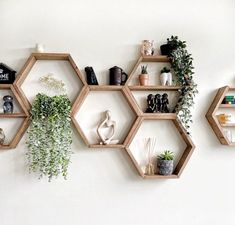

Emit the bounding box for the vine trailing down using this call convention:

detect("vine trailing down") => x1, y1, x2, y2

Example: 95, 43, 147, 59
26, 93, 73, 181
167, 36, 198, 133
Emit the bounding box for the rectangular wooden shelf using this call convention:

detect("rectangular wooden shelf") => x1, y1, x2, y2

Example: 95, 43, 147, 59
0, 84, 11, 89
0, 145, 11, 150
141, 55, 170, 62
89, 144, 124, 149
220, 123, 235, 127
88, 85, 123, 91
142, 113, 177, 119
220, 104, 235, 108
143, 174, 178, 179
128, 85, 181, 91
0, 113, 27, 118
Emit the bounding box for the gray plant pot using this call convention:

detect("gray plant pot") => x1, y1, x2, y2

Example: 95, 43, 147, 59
157, 159, 173, 175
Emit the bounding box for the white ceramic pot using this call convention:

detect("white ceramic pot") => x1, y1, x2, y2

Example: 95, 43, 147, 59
160, 72, 172, 86
160, 72, 168, 86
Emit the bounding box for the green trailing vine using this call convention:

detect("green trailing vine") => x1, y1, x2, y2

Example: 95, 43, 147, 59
167, 36, 198, 133
26, 93, 72, 181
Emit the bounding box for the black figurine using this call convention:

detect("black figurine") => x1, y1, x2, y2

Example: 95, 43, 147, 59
85, 66, 99, 85
155, 94, 161, 112
146, 94, 156, 113
161, 93, 169, 113
3, 95, 13, 113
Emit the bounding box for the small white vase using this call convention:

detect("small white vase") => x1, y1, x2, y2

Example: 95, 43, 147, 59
35, 43, 45, 53
160, 72, 172, 86
160, 72, 168, 86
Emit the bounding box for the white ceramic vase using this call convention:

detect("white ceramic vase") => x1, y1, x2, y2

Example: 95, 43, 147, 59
160, 72, 172, 86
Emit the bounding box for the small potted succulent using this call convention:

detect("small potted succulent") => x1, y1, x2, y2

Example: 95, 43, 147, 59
139, 65, 149, 86
157, 150, 174, 175
160, 67, 172, 86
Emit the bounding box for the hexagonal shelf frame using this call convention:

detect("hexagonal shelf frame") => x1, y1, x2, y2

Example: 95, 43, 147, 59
0, 84, 29, 149
206, 85, 235, 145
14, 53, 87, 111
125, 115, 195, 179
71, 85, 140, 149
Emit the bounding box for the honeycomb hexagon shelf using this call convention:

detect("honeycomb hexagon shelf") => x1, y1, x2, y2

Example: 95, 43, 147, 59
0, 84, 29, 149
206, 85, 235, 145
125, 116, 195, 179
71, 85, 140, 149
14, 53, 87, 111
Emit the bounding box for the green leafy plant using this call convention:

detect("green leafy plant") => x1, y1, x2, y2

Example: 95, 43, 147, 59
161, 67, 170, 73
166, 35, 198, 133
26, 93, 73, 181
141, 65, 148, 74
158, 150, 174, 161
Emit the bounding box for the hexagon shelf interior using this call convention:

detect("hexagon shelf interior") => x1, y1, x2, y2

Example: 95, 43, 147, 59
72, 85, 139, 149
0, 84, 29, 149
206, 85, 235, 145
125, 116, 195, 179
14, 53, 87, 111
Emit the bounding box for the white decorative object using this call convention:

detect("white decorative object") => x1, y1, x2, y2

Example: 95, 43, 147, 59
160, 68, 172, 86
35, 43, 45, 53
141, 40, 154, 56
39, 73, 66, 94
97, 110, 119, 145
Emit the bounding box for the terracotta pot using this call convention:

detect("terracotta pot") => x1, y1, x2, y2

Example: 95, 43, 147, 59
139, 74, 149, 86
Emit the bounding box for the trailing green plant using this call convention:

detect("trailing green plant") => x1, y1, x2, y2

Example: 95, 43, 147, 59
158, 150, 174, 161
26, 93, 73, 181
166, 35, 198, 133
141, 65, 148, 74
161, 67, 170, 73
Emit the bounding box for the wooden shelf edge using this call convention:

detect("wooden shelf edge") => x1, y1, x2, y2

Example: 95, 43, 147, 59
128, 85, 181, 91
89, 85, 123, 91
0, 145, 12, 150
142, 113, 177, 119
89, 144, 124, 149
142, 174, 178, 179
220, 104, 235, 108
0, 113, 27, 118
141, 55, 170, 62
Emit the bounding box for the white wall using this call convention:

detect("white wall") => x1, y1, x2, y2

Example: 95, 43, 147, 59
0, 0, 235, 225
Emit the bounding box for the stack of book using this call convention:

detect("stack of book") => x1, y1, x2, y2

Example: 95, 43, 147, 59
222, 95, 235, 104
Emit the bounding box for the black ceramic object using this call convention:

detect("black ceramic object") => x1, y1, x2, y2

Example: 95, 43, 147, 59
3, 95, 13, 113
161, 93, 169, 113
109, 66, 128, 85
145, 94, 156, 113
85, 66, 99, 85
0, 63, 16, 84
160, 44, 174, 56
157, 159, 173, 175
155, 94, 161, 112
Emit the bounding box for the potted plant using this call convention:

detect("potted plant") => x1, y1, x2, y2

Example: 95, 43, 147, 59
139, 65, 149, 86
160, 35, 186, 55
160, 67, 172, 86
157, 150, 174, 175
26, 93, 72, 181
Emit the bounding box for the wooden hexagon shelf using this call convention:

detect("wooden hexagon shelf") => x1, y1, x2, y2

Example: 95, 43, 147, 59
125, 115, 195, 179
206, 85, 235, 145
0, 84, 29, 149
14, 53, 87, 111
71, 85, 140, 149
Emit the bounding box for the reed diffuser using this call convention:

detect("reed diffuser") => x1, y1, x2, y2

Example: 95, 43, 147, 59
144, 137, 157, 175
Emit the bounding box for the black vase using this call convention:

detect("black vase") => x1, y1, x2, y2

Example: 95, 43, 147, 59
85, 66, 99, 85
160, 44, 174, 56
3, 95, 13, 113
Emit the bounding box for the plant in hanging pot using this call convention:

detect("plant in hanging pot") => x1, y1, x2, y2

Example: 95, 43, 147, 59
26, 78, 73, 181
139, 65, 149, 86
160, 36, 186, 55
157, 150, 174, 175
160, 67, 172, 86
